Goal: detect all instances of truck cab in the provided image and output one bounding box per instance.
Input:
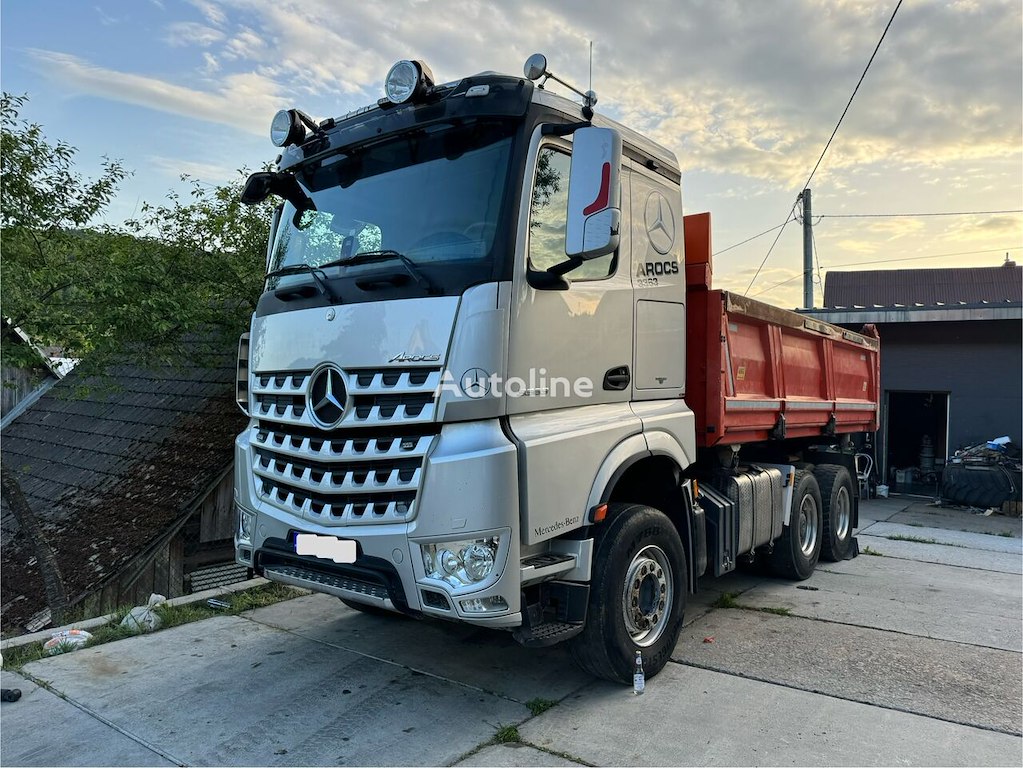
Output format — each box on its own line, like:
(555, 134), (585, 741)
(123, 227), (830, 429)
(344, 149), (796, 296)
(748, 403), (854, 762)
(234, 56), (878, 684)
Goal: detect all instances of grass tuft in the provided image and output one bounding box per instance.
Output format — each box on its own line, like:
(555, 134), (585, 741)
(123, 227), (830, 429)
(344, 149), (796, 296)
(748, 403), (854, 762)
(756, 606), (792, 616)
(492, 725), (520, 744)
(861, 546), (885, 556)
(712, 591), (740, 609)
(885, 534), (938, 544)
(998, 531), (1015, 538)
(526, 697), (558, 716)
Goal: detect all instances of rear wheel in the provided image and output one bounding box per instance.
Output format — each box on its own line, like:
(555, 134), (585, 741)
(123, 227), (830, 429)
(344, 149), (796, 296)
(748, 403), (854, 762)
(769, 470), (823, 580)
(569, 504), (687, 684)
(815, 465), (855, 561)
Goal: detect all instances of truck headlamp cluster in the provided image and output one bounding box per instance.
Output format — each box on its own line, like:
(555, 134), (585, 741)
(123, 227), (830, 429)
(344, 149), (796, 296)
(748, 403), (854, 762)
(237, 506), (255, 544)
(422, 536), (499, 586)
(384, 59), (434, 105)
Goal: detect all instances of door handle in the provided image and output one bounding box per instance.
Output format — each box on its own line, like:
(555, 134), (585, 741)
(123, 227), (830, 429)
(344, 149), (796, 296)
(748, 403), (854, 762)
(603, 365), (631, 391)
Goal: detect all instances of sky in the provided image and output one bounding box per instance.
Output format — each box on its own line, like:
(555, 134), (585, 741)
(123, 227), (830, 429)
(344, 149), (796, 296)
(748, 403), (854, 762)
(2, 0), (1021, 309)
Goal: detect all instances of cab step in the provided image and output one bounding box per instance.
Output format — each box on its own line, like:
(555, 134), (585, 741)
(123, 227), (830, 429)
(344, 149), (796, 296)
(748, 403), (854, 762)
(513, 619), (584, 647)
(520, 552), (576, 583)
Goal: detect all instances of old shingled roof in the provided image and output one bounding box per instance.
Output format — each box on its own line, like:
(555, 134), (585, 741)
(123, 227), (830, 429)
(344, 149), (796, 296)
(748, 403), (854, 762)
(823, 263), (1023, 308)
(1, 339), (246, 633)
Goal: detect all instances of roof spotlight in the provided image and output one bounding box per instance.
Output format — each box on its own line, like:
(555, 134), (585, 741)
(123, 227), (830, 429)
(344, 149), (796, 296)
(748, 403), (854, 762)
(270, 109), (305, 148)
(384, 59), (435, 105)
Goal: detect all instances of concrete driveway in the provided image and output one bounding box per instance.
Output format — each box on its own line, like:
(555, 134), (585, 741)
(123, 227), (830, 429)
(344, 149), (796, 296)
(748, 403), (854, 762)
(2, 498), (1021, 767)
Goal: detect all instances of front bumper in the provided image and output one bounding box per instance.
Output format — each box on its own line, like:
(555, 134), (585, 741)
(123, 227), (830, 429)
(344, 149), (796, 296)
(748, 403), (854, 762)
(236, 419), (522, 627)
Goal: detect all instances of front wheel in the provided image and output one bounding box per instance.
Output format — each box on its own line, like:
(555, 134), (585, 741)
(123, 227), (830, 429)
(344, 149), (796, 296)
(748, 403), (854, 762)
(569, 504), (687, 684)
(769, 470), (823, 580)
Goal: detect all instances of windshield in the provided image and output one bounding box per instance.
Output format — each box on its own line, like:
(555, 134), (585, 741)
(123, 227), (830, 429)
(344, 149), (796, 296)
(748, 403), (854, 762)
(266, 120), (517, 299)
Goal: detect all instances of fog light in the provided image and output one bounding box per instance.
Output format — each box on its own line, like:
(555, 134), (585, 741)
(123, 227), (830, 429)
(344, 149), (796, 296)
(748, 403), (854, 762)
(460, 596), (508, 614)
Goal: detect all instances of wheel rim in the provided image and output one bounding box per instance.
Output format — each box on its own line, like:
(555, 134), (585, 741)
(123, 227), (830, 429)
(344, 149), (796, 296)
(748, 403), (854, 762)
(798, 493), (819, 557)
(621, 545), (673, 647)
(834, 486), (851, 540)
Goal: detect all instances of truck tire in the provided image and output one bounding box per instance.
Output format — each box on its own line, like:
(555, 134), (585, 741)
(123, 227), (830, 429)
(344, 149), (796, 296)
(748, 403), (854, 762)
(769, 470), (822, 580)
(942, 464), (1020, 508)
(815, 464), (854, 562)
(569, 504), (687, 684)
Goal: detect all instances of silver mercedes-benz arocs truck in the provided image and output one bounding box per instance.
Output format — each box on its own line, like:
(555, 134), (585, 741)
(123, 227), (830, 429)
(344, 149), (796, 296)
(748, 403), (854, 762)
(234, 55), (880, 683)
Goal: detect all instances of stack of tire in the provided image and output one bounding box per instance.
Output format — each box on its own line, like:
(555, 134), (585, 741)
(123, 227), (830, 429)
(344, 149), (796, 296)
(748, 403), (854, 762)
(941, 461), (1021, 509)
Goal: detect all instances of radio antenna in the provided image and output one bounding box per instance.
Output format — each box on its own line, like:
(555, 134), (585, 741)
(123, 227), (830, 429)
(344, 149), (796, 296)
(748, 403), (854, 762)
(589, 41), (593, 94)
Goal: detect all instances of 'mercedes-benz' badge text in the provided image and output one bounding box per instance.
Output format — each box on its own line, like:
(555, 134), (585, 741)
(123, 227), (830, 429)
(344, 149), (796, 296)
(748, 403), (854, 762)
(308, 365), (348, 428)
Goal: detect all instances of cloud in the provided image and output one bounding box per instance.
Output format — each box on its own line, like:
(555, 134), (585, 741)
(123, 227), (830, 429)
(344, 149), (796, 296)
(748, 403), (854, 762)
(27, 49), (281, 136)
(164, 21), (225, 48)
(146, 155), (239, 183)
(188, 0), (227, 27)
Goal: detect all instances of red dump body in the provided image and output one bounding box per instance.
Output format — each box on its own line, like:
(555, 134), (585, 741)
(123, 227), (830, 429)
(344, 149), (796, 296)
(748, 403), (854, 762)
(683, 213), (880, 449)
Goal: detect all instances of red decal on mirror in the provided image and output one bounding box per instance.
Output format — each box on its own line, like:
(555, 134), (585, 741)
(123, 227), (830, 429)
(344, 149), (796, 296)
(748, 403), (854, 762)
(583, 162), (611, 215)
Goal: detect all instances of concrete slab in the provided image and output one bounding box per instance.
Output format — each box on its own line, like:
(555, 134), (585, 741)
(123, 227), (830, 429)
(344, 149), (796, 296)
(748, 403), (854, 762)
(857, 497), (913, 526)
(0, 671), (175, 767)
(242, 594), (592, 704)
(454, 743), (582, 767)
(519, 664), (1022, 767)
(21, 616), (526, 767)
(735, 554), (1022, 651)
(860, 522), (1022, 554)
(858, 534), (1022, 574)
(890, 505), (1022, 537)
(674, 610), (1022, 735)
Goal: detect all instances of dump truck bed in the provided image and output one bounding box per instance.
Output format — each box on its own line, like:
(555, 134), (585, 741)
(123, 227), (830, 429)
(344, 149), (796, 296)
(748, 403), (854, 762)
(685, 289), (880, 448)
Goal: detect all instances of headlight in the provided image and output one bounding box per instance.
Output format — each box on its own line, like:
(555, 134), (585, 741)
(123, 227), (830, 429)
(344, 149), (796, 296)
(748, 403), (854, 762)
(421, 536), (500, 586)
(384, 59), (434, 105)
(238, 507), (255, 542)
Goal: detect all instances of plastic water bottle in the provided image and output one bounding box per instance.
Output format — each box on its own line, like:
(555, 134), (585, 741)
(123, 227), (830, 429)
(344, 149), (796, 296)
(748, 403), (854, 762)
(633, 651), (645, 695)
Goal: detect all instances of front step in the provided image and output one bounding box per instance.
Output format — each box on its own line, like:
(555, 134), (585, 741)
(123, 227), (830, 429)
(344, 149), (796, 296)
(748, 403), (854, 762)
(513, 619), (584, 648)
(520, 552), (576, 583)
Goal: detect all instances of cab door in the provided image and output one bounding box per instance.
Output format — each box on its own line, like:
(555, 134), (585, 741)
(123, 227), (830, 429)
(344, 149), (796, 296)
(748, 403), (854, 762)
(505, 130), (634, 413)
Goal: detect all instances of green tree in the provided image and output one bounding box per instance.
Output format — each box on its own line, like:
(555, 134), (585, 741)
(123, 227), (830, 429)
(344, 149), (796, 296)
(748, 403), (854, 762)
(1, 93), (275, 627)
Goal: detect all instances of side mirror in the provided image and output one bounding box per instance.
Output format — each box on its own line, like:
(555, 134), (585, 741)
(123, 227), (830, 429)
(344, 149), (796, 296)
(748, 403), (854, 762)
(565, 127), (622, 260)
(240, 171), (316, 218)
(241, 172), (275, 204)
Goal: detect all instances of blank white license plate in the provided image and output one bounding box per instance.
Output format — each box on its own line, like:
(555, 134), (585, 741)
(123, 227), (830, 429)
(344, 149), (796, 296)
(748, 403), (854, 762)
(295, 534), (356, 564)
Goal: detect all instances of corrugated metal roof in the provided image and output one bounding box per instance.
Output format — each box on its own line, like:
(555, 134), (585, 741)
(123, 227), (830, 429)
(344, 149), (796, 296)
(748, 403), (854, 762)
(0, 339), (245, 632)
(823, 264), (1022, 308)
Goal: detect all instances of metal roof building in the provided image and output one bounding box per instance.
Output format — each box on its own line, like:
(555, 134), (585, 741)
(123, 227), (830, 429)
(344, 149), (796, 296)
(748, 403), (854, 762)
(806, 262), (1022, 496)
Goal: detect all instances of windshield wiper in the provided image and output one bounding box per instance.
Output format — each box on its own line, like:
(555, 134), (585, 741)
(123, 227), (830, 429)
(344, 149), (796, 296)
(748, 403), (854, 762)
(265, 263), (340, 303)
(334, 250), (436, 294)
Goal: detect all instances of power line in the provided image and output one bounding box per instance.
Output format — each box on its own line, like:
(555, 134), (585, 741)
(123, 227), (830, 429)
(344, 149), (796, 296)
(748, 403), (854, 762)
(748, 246), (1021, 298)
(713, 221), (789, 256)
(819, 209), (1023, 219)
(743, 203), (798, 296)
(801, 0), (903, 191)
(747, 1), (902, 296)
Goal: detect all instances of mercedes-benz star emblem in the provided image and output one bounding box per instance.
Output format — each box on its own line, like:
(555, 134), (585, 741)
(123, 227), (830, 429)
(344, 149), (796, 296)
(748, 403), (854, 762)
(308, 365), (348, 427)
(460, 368), (492, 399)
(644, 191), (676, 255)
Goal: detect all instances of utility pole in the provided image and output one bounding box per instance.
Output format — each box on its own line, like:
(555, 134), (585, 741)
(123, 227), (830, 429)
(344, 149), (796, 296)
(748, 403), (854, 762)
(802, 188), (813, 309)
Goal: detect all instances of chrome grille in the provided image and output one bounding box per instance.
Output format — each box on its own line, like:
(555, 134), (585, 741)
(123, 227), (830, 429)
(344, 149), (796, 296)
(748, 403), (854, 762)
(249, 366), (441, 526)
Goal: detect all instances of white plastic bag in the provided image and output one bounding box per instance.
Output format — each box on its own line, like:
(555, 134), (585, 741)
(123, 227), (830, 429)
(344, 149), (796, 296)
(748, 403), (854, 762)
(119, 593), (167, 634)
(43, 628), (93, 655)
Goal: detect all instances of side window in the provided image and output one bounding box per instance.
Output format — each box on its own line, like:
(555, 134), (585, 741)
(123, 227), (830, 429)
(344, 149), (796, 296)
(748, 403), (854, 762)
(528, 146), (616, 280)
